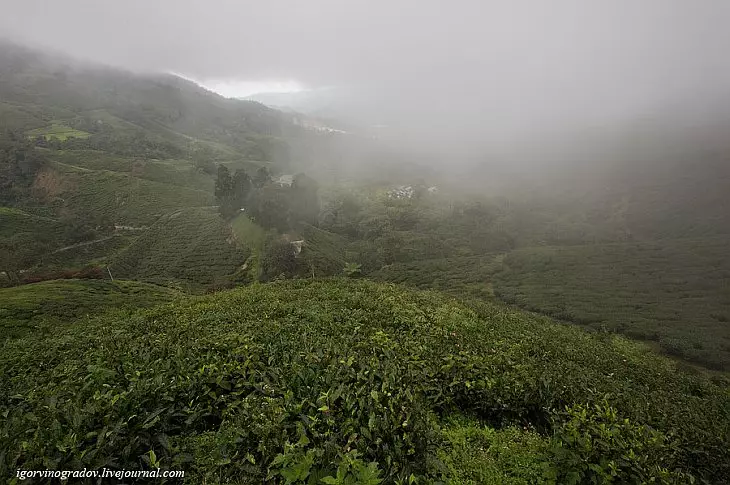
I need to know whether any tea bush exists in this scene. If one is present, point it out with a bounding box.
[494,238,730,369]
[1,280,728,483]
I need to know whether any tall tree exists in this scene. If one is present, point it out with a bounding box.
[253,166,271,189]
[215,165,237,218]
[290,173,320,225]
[214,165,232,200]
[249,186,292,232]
[232,170,253,211]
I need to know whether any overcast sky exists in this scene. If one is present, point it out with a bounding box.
[3,0,730,155]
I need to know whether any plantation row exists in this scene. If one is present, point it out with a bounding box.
[494,238,730,369]
[0,279,178,341]
[2,280,728,483]
[111,208,250,291]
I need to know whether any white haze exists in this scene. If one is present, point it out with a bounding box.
[2,0,730,164]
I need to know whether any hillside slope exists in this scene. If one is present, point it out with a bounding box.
[0,279,179,340]
[1,280,727,483]
[494,238,730,370]
[110,208,249,290]
[0,40,295,160]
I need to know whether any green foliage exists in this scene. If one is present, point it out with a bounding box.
[549,402,692,484]
[319,450,383,485]
[0,131,47,204]
[297,224,348,278]
[0,207,67,285]
[343,262,362,277]
[26,122,91,141]
[215,165,254,219]
[253,165,272,188]
[231,214,268,281]
[244,172,320,231]
[319,189,513,268]
[0,41,292,161]
[191,145,218,175]
[250,185,294,232]
[494,239,730,369]
[1,280,727,483]
[369,256,499,300]
[436,415,551,484]
[44,163,213,226]
[0,207,63,240]
[215,165,235,217]
[44,235,134,270]
[320,192,362,237]
[260,237,308,281]
[2,39,730,485]
[0,279,178,341]
[50,150,215,192]
[290,173,321,226]
[110,208,249,291]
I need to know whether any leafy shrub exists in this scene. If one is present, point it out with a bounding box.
[494,239,730,369]
[550,402,692,484]
[1,281,728,483]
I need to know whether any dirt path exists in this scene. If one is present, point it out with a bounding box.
[51,236,116,254]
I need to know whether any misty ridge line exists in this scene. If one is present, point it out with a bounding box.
[0,0,729,166]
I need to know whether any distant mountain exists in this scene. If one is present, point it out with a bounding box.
[0,40,306,162]
[244,87,344,115]
[243,86,389,136]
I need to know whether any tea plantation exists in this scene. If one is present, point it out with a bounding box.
[43,162,213,226]
[110,208,250,291]
[2,279,728,483]
[494,237,730,370]
[0,279,179,341]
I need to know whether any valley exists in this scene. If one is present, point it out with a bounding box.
[1,40,729,484]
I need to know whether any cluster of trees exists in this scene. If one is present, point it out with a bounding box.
[214,166,256,219]
[214,165,320,231]
[0,131,46,204]
[319,191,515,257]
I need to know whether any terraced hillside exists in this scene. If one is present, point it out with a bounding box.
[49,150,215,191]
[26,122,91,141]
[494,237,730,369]
[35,162,213,226]
[368,255,500,300]
[0,279,179,340]
[1,280,727,483]
[110,208,249,291]
[0,206,63,239]
[0,207,68,285]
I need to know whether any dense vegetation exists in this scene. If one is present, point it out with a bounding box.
[0,279,178,341]
[2,40,730,484]
[110,208,249,291]
[494,238,730,369]
[1,280,728,483]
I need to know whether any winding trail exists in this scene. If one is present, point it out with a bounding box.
[51,236,116,254]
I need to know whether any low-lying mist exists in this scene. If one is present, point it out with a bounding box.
[3,0,730,175]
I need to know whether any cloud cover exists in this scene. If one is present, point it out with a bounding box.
[3,0,730,154]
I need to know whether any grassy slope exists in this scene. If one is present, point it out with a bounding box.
[26,122,91,141]
[0,279,179,340]
[45,235,135,269]
[111,208,249,290]
[0,279,727,483]
[494,238,730,370]
[0,102,47,131]
[297,223,349,277]
[231,214,268,280]
[49,150,215,192]
[43,162,213,225]
[368,255,501,300]
[0,207,62,239]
